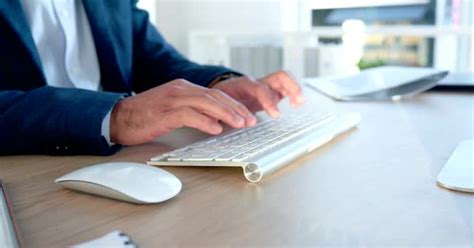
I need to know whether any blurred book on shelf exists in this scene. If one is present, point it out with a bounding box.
[362,35,431,67]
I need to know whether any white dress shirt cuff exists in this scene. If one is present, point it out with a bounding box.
[101,110,114,146]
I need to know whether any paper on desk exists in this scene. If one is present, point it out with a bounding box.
[71,230,136,248]
[0,187,19,248]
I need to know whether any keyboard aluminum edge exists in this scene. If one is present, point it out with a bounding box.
[242,112,361,182]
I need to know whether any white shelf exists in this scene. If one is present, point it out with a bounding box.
[190,25,473,40]
[311,25,473,38]
[308,0,430,10]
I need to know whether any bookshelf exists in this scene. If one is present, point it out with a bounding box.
[187,0,472,78]
[189,25,472,79]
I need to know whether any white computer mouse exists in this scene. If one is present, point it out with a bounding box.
[55,162,182,204]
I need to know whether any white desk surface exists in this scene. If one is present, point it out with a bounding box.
[0,88,473,247]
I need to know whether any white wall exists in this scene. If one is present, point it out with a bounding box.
[138,0,302,55]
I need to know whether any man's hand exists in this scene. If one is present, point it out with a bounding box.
[110,79,256,145]
[212,71,305,118]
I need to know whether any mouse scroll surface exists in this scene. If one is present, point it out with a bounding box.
[55,162,182,204]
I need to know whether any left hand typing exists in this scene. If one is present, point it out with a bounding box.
[212,70,305,119]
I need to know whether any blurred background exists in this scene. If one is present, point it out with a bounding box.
[138,0,473,79]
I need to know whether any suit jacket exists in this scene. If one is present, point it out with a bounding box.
[0,0,236,155]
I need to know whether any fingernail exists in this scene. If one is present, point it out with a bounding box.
[247,114,257,126]
[212,124,222,133]
[296,95,306,104]
[269,109,280,118]
[235,116,245,127]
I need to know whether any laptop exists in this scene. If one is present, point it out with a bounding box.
[306,66,448,101]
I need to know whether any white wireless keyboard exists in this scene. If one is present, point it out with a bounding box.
[149,111,361,182]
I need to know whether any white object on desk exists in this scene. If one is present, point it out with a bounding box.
[437,139,474,193]
[55,162,182,204]
[72,230,135,248]
[0,183,20,248]
[306,66,448,101]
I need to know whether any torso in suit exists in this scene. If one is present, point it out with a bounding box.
[0,0,236,155]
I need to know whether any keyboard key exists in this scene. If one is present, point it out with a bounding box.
[152,112,333,163]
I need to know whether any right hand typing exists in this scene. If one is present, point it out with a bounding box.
[110,79,257,145]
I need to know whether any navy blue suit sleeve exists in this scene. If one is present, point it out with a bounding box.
[130,1,240,93]
[0,86,124,155]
